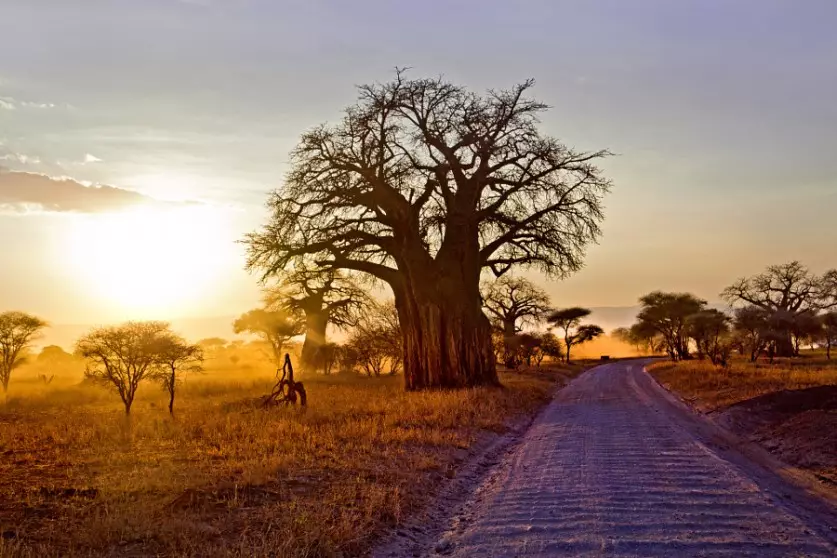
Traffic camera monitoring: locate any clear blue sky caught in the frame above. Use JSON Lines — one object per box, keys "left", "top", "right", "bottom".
{"left": 1, "top": 0, "right": 835, "bottom": 325}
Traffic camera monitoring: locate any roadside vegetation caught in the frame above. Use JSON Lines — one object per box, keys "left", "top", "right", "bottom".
{"left": 0, "top": 349, "right": 587, "bottom": 557}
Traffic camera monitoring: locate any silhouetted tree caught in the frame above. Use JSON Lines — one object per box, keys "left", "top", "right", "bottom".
{"left": 245, "top": 72, "right": 611, "bottom": 390}
{"left": 547, "top": 308, "right": 603, "bottom": 363}
{"left": 821, "top": 312, "right": 837, "bottom": 360}
{"left": 612, "top": 325, "right": 662, "bottom": 355}
{"left": 722, "top": 262, "right": 837, "bottom": 357}
{"left": 538, "top": 332, "right": 563, "bottom": 363}
{"left": 788, "top": 311, "right": 823, "bottom": 355}
{"left": 76, "top": 321, "right": 170, "bottom": 415}
{"left": 346, "top": 300, "right": 402, "bottom": 376}
{"left": 686, "top": 309, "right": 730, "bottom": 364}
{"left": 317, "top": 342, "right": 340, "bottom": 375}
{"left": 153, "top": 334, "right": 203, "bottom": 415}
{"left": 263, "top": 266, "right": 370, "bottom": 372}
{"left": 0, "top": 311, "right": 47, "bottom": 394}
{"left": 232, "top": 309, "right": 304, "bottom": 366}
{"left": 633, "top": 292, "right": 706, "bottom": 360}
{"left": 732, "top": 306, "right": 773, "bottom": 362}
{"left": 482, "top": 276, "right": 552, "bottom": 368}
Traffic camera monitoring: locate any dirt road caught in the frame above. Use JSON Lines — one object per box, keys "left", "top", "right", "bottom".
{"left": 429, "top": 361, "right": 837, "bottom": 557}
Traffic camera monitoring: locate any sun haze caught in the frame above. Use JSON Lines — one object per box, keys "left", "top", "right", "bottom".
{"left": 2, "top": 1, "right": 836, "bottom": 332}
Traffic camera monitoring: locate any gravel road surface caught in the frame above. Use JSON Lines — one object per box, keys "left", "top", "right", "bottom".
{"left": 431, "top": 361, "right": 836, "bottom": 557}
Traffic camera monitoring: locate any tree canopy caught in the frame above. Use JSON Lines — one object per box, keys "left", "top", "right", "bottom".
{"left": 245, "top": 72, "right": 611, "bottom": 390}
{"left": 76, "top": 321, "right": 171, "bottom": 415}
{"left": 0, "top": 311, "right": 48, "bottom": 393}
{"left": 233, "top": 309, "right": 303, "bottom": 365}
{"left": 547, "top": 307, "right": 602, "bottom": 363}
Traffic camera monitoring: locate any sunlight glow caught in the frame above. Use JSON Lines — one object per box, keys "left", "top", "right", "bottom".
{"left": 63, "top": 204, "right": 235, "bottom": 319}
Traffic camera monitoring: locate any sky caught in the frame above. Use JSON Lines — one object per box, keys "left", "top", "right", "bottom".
{"left": 1, "top": 0, "right": 836, "bottom": 334}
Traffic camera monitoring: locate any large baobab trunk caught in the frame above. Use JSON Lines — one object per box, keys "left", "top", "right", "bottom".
{"left": 300, "top": 311, "right": 328, "bottom": 370}
{"left": 395, "top": 271, "right": 498, "bottom": 391}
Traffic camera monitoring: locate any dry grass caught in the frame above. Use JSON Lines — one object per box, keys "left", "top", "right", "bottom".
{"left": 0, "top": 360, "right": 588, "bottom": 557}
{"left": 647, "top": 353, "right": 837, "bottom": 413}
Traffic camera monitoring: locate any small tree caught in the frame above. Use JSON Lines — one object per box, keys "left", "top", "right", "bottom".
{"left": 233, "top": 309, "right": 304, "bottom": 366}
{"left": 317, "top": 342, "right": 340, "bottom": 375}
{"left": 732, "top": 306, "right": 773, "bottom": 362}
{"left": 821, "top": 312, "right": 837, "bottom": 359}
{"left": 686, "top": 309, "right": 731, "bottom": 364}
{"left": 346, "top": 300, "right": 403, "bottom": 376}
{"left": 633, "top": 292, "right": 706, "bottom": 360}
{"left": 482, "top": 276, "right": 551, "bottom": 367}
{"left": 539, "top": 332, "right": 563, "bottom": 363}
{"left": 76, "top": 321, "right": 170, "bottom": 415}
{"left": 516, "top": 333, "right": 542, "bottom": 367}
{"left": 0, "top": 311, "right": 48, "bottom": 394}
{"left": 153, "top": 334, "right": 203, "bottom": 415}
{"left": 789, "top": 312, "right": 822, "bottom": 355}
{"left": 547, "top": 308, "right": 603, "bottom": 364}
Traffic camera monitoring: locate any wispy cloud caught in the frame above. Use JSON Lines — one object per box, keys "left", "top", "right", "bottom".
{"left": 0, "top": 153, "right": 41, "bottom": 165}
{"left": 83, "top": 153, "right": 102, "bottom": 164}
{"left": 0, "top": 95, "right": 61, "bottom": 111}
{"left": 0, "top": 167, "right": 193, "bottom": 214}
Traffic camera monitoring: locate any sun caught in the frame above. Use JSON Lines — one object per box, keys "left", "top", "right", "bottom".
{"left": 63, "top": 204, "right": 235, "bottom": 319}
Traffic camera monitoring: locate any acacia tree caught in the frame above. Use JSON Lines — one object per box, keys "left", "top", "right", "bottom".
{"left": 482, "top": 276, "right": 552, "bottom": 367}
{"left": 732, "top": 305, "right": 773, "bottom": 362}
{"left": 232, "top": 309, "right": 304, "bottom": 365}
{"left": 547, "top": 307, "right": 603, "bottom": 364}
{"left": 722, "top": 262, "right": 837, "bottom": 357}
{"left": 539, "top": 332, "right": 563, "bottom": 363}
{"left": 154, "top": 334, "right": 203, "bottom": 415}
{"left": 76, "top": 321, "right": 170, "bottom": 415}
{"left": 0, "top": 311, "right": 48, "bottom": 394}
{"left": 686, "top": 309, "right": 731, "bottom": 364}
{"left": 245, "top": 73, "right": 611, "bottom": 390}
{"left": 633, "top": 292, "right": 706, "bottom": 361}
{"left": 263, "top": 266, "right": 370, "bottom": 371}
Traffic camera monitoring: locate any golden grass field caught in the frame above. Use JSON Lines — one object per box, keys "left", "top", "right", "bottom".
{"left": 0, "top": 352, "right": 588, "bottom": 557}
{"left": 647, "top": 353, "right": 837, "bottom": 412}
{"left": 648, "top": 353, "right": 837, "bottom": 485}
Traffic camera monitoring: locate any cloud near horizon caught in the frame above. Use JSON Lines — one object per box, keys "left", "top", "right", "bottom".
{"left": 0, "top": 167, "right": 190, "bottom": 214}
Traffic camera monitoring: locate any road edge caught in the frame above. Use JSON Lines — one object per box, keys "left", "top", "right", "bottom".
{"left": 640, "top": 362, "right": 837, "bottom": 547}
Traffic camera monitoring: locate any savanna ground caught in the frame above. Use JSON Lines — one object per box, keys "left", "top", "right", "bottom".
{"left": 0, "top": 346, "right": 591, "bottom": 557}
{"left": 648, "top": 352, "right": 837, "bottom": 485}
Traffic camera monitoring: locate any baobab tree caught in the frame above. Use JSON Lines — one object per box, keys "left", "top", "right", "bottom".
{"left": 547, "top": 307, "right": 604, "bottom": 364}
{"left": 482, "top": 276, "right": 552, "bottom": 367}
{"left": 722, "top": 262, "right": 837, "bottom": 357}
{"left": 0, "top": 311, "right": 48, "bottom": 394}
{"left": 263, "top": 266, "right": 369, "bottom": 371}
{"left": 245, "top": 72, "right": 611, "bottom": 390}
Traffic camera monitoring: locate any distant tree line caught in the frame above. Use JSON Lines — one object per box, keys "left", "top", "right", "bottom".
{"left": 615, "top": 262, "right": 837, "bottom": 364}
